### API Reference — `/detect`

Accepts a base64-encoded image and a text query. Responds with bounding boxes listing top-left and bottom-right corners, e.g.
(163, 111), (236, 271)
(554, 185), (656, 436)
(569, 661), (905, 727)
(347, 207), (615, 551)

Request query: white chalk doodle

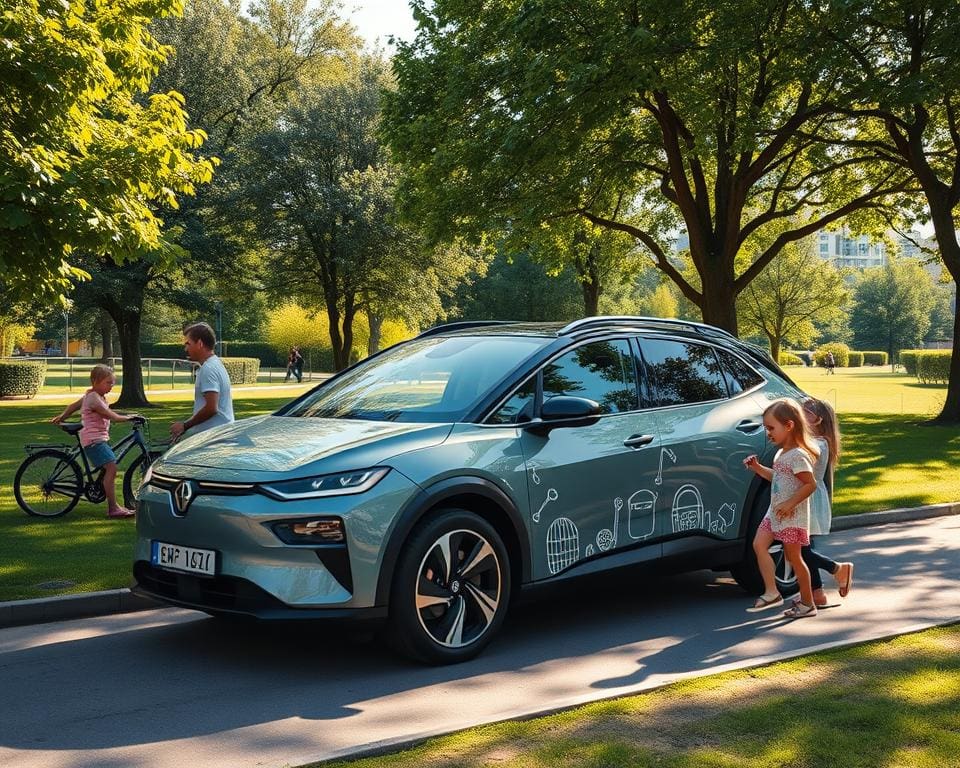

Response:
(533, 487), (558, 523)
(546, 517), (580, 574)
(596, 496), (623, 551)
(584, 544), (596, 557)
(528, 462), (541, 486)
(656, 447), (677, 486)
(628, 488), (658, 539)
(705, 502), (738, 534)
(672, 484), (704, 532)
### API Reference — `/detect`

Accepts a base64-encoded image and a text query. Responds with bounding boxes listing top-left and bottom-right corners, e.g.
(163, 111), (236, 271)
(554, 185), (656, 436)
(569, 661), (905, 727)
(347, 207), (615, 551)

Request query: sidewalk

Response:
(2, 501), (958, 629)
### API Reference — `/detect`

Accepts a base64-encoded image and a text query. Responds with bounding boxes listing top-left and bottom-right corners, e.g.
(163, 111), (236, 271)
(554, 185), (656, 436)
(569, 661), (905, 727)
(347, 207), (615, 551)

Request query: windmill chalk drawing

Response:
(596, 496), (623, 551)
(656, 447), (677, 485)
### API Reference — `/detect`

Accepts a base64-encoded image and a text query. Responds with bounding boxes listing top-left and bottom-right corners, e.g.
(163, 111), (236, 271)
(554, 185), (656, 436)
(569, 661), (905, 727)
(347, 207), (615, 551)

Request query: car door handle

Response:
(736, 420), (763, 433)
(623, 434), (655, 448)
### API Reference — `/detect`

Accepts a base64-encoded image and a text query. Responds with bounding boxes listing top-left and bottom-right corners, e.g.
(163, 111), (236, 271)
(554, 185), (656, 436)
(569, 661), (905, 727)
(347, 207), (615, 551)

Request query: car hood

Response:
(156, 415), (454, 478)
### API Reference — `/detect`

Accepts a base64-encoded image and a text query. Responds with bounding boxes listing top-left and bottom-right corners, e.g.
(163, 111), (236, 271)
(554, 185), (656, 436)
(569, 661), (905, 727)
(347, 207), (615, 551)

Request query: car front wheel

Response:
(387, 510), (511, 664)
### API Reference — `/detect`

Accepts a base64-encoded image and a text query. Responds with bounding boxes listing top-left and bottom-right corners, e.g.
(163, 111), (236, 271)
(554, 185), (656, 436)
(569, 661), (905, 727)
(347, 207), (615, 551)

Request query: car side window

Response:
(717, 349), (764, 395)
(488, 376), (537, 424)
(639, 338), (727, 406)
(541, 340), (639, 414)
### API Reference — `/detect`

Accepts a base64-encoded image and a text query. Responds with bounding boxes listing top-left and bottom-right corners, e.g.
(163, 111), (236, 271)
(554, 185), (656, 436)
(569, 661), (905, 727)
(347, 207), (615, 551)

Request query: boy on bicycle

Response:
(52, 364), (138, 518)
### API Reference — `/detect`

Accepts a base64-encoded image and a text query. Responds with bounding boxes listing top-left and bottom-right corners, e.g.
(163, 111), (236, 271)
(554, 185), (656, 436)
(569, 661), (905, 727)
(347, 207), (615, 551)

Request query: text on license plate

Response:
(151, 541), (216, 576)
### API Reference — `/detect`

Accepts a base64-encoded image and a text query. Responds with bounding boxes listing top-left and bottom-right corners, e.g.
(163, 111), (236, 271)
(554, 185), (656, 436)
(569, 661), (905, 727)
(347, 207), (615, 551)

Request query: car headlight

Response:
(259, 467), (390, 500)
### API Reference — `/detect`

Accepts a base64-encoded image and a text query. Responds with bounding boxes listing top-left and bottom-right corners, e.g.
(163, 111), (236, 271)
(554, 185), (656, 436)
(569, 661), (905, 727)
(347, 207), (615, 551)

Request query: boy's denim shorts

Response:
(83, 441), (116, 469)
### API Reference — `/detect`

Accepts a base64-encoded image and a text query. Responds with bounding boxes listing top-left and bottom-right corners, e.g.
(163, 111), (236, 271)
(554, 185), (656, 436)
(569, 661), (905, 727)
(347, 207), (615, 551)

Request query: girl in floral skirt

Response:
(743, 398), (820, 618)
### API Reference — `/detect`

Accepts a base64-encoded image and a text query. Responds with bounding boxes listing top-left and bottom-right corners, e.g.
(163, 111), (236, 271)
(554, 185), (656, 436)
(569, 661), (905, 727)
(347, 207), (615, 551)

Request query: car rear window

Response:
(638, 338), (727, 406)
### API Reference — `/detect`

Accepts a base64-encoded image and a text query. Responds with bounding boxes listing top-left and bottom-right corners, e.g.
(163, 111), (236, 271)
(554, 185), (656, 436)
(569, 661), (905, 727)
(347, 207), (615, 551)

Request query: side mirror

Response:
(524, 396), (602, 435)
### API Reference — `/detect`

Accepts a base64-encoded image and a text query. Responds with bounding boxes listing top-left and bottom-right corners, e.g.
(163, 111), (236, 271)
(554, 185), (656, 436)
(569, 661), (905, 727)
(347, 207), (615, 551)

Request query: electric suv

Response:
(133, 317), (802, 663)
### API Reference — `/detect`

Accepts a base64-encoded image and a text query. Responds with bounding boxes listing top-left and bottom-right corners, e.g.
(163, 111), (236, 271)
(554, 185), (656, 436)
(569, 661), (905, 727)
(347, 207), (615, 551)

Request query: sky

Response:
(346, 0), (418, 50)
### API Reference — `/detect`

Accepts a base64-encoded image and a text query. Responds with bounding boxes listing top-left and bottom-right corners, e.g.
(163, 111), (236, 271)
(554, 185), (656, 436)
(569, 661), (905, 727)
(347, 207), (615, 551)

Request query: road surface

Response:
(1, 515), (958, 768)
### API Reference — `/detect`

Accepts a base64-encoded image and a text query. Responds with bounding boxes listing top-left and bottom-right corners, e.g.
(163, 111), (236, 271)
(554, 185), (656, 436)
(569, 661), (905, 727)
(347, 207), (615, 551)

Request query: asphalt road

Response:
(2, 515), (959, 768)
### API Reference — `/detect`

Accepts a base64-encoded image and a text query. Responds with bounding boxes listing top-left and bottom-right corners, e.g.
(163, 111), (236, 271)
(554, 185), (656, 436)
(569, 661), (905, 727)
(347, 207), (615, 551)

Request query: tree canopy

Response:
(384, 0), (910, 333)
(0, 0), (215, 302)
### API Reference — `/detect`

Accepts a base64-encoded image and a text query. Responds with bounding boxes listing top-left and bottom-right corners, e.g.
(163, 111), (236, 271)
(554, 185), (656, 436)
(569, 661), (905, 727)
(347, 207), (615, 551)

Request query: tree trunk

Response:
(99, 309), (114, 363)
(767, 333), (781, 363)
(367, 310), (383, 356)
(929, 202), (960, 422)
(112, 308), (150, 409)
(700, 279), (739, 335)
(574, 240), (602, 316)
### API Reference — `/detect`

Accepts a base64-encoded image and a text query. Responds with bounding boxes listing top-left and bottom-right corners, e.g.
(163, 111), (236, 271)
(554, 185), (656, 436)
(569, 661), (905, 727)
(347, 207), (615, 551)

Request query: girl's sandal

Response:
(792, 593), (828, 608)
(747, 593), (783, 612)
(784, 602), (818, 619)
(836, 562), (855, 598)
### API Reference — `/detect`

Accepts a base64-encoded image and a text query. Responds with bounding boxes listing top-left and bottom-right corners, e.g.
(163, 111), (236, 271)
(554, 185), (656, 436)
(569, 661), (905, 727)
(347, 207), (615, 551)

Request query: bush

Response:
(916, 351), (951, 384)
(0, 359), (46, 397)
(898, 349), (924, 375)
(220, 342), (284, 367)
(813, 342), (850, 368)
(220, 357), (260, 385)
(778, 352), (804, 366)
(861, 351), (888, 366)
(847, 351), (864, 367)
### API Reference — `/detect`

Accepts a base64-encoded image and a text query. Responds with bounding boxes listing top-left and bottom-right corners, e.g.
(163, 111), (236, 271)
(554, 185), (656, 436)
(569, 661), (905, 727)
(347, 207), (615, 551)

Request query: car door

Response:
(505, 339), (663, 580)
(636, 337), (766, 551)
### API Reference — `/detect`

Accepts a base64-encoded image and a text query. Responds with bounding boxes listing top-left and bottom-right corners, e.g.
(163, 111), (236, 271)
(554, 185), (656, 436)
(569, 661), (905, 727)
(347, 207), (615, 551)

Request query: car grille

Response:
(134, 561), (287, 613)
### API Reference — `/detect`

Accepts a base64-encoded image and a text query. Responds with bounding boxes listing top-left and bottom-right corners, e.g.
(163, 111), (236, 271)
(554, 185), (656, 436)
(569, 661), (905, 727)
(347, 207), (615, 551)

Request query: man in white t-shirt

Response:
(170, 321), (235, 440)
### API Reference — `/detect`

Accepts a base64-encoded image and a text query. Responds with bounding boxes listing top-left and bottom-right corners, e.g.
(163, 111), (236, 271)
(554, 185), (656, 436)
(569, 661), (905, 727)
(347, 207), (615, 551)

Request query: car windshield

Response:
(283, 335), (548, 422)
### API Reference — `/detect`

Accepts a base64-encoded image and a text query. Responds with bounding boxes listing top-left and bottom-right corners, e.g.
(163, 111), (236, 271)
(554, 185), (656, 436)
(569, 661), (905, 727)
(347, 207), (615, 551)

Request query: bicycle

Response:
(14, 416), (164, 518)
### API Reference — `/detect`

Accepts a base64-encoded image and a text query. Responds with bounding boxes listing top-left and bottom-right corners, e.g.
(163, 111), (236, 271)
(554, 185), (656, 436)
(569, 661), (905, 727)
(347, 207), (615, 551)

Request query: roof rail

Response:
(415, 320), (518, 339)
(559, 316), (737, 339)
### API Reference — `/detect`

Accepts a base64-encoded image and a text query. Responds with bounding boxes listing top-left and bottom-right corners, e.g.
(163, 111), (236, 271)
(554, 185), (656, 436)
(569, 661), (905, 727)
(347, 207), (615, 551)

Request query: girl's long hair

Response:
(764, 398), (820, 460)
(803, 397), (841, 466)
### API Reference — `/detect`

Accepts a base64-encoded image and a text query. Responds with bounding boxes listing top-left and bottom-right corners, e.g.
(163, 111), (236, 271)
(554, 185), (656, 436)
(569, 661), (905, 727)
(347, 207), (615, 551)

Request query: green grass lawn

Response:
(0, 367), (957, 601)
(0, 392), (295, 601)
(314, 624), (960, 768)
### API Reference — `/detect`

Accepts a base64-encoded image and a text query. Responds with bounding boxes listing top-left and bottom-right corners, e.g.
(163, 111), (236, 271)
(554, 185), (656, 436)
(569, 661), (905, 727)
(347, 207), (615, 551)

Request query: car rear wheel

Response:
(729, 484), (799, 597)
(387, 510), (511, 664)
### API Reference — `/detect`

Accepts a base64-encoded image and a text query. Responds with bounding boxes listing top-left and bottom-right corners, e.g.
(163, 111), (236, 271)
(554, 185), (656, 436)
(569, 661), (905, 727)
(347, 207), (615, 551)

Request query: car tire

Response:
(386, 509), (511, 664)
(728, 483), (798, 597)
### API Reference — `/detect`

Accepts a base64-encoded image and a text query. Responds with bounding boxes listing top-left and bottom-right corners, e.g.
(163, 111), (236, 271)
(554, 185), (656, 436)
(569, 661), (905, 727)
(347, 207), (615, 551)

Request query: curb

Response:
(2, 501), (958, 630)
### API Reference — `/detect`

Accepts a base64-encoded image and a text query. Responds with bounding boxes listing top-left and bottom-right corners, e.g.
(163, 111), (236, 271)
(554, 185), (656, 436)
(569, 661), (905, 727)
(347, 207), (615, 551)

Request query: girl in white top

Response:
(798, 398), (853, 606)
(743, 398), (820, 618)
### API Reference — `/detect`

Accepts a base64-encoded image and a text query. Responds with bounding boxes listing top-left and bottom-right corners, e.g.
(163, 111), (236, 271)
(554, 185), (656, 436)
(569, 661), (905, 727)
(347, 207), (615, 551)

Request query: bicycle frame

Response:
(26, 424), (152, 485)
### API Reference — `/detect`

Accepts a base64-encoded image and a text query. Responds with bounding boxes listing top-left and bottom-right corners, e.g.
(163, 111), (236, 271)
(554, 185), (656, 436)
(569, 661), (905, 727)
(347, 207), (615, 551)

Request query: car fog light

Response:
(271, 518), (345, 544)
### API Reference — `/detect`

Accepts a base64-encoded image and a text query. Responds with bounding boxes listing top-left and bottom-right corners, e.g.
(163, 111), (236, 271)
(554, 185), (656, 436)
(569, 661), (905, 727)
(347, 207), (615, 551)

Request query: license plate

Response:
(151, 541), (216, 576)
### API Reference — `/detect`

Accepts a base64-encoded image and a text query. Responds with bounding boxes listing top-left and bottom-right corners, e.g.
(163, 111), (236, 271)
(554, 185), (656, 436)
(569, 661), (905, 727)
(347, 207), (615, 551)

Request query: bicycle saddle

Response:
(58, 422), (83, 435)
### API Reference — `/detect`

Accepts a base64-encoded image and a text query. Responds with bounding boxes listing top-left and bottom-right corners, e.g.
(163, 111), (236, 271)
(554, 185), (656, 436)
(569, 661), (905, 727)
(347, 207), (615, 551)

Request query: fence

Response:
(1, 355), (318, 392)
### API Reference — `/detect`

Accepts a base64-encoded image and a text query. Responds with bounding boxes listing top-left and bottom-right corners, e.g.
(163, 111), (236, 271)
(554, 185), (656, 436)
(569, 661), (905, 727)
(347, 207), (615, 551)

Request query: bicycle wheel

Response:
(14, 450), (84, 518)
(123, 453), (153, 510)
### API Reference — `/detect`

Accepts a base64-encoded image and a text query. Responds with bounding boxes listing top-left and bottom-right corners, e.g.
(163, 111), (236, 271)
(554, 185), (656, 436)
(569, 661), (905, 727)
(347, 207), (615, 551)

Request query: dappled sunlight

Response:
(884, 669), (960, 705)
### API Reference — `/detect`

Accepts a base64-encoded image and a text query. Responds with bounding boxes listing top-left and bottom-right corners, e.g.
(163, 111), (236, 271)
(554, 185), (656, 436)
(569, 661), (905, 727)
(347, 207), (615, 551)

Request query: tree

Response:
(384, 0), (910, 334)
(833, 0), (960, 420)
(738, 238), (848, 360)
(240, 60), (481, 369)
(0, 0), (214, 303)
(453, 249), (583, 322)
(849, 256), (936, 362)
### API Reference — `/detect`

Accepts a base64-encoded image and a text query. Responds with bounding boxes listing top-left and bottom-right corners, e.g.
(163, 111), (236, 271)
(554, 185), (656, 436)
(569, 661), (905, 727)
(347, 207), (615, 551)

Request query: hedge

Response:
(916, 351), (951, 384)
(220, 357), (260, 385)
(140, 341), (341, 371)
(813, 342), (850, 368)
(0, 360), (46, 397)
(861, 351), (888, 366)
(898, 350), (924, 375)
(778, 352), (804, 366)
(847, 351), (864, 367)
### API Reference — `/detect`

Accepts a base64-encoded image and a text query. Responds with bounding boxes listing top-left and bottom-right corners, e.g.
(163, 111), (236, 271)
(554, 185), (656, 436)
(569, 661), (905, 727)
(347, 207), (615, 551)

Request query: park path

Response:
(1, 515), (958, 768)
